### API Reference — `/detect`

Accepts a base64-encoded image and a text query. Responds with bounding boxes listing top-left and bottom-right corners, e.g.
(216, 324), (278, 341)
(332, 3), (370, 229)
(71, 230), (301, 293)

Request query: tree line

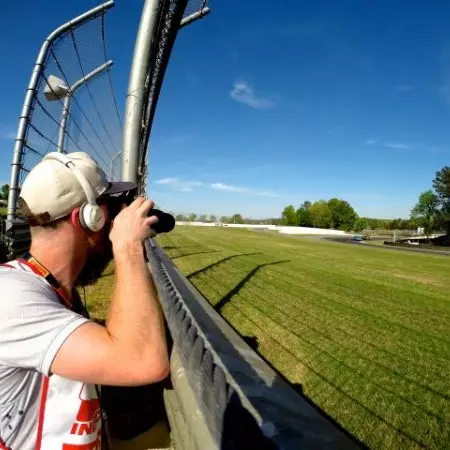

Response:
(409, 166), (450, 238)
(281, 199), (361, 231)
(174, 213), (282, 225)
(280, 199), (434, 233)
(279, 166), (450, 235)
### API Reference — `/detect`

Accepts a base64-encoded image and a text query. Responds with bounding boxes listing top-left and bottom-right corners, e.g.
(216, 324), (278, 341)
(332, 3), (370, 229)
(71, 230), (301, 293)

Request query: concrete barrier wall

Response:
(176, 222), (350, 236)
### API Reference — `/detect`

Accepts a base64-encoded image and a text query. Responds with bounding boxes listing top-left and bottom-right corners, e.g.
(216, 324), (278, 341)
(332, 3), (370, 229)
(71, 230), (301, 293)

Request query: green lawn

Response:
(155, 226), (450, 450)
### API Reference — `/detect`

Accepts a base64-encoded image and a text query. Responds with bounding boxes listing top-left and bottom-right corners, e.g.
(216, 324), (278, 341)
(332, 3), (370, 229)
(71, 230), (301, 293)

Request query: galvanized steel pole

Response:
(121, 0), (160, 183)
(109, 150), (122, 180)
(179, 6), (210, 28)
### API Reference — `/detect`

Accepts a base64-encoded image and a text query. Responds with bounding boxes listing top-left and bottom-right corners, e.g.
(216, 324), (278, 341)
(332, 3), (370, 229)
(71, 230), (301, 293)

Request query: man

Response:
(0, 152), (169, 449)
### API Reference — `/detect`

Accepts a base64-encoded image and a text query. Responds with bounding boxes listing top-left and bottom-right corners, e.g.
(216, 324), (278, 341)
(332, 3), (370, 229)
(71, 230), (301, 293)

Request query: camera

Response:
(104, 188), (175, 234)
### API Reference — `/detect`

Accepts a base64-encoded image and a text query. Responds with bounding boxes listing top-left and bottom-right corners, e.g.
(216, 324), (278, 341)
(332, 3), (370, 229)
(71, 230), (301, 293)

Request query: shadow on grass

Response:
(221, 306), (425, 448)
(171, 249), (219, 260)
(189, 260), (373, 447)
(187, 253), (262, 280)
(160, 245), (179, 251)
(215, 260), (290, 313)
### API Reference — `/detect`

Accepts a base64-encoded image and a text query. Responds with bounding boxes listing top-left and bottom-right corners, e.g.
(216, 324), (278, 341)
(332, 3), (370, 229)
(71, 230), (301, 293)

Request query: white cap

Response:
(19, 152), (136, 224)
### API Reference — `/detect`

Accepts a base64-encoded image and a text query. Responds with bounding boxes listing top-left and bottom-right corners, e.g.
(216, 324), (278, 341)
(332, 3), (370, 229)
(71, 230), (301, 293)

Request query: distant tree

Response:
(220, 216), (230, 223)
(327, 198), (358, 231)
(209, 214), (217, 223)
(230, 213), (244, 224)
(0, 185), (9, 201)
(199, 214), (208, 223)
(175, 214), (187, 222)
(399, 219), (412, 230)
(354, 218), (369, 232)
(367, 218), (390, 230)
(296, 201), (312, 227)
(281, 205), (297, 225)
(411, 190), (440, 240)
(389, 218), (402, 230)
(433, 166), (450, 235)
(308, 201), (333, 229)
(187, 213), (197, 222)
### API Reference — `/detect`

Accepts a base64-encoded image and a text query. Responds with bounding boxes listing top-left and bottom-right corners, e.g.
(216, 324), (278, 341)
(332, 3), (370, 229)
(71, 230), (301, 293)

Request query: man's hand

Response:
(109, 197), (158, 252)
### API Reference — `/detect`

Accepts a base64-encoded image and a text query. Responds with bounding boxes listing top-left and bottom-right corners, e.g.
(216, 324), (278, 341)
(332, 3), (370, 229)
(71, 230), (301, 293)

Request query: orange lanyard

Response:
(17, 254), (72, 309)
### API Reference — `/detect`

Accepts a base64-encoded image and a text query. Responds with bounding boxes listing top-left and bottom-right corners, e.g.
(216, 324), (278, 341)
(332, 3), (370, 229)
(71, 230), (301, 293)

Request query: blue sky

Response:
(2, 1), (450, 219)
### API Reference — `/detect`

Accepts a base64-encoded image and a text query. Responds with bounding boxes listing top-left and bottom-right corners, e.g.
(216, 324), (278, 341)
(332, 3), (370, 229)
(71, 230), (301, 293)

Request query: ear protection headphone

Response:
(44, 153), (106, 232)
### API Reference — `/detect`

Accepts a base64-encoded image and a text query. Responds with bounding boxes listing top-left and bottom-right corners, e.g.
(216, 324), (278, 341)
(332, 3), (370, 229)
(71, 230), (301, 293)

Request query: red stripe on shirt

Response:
(35, 376), (50, 450)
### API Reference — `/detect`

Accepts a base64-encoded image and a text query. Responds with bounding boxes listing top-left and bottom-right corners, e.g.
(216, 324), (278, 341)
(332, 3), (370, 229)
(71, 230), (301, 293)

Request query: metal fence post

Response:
(121, 0), (160, 184)
(52, 60), (113, 152)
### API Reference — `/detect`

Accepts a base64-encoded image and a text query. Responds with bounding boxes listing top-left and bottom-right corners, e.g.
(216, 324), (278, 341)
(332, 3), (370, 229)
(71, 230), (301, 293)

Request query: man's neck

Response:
(29, 239), (86, 297)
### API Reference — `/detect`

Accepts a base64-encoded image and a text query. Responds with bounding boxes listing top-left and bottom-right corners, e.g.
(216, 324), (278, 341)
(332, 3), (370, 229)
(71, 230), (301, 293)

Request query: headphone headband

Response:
(43, 152), (106, 232)
(44, 153), (99, 206)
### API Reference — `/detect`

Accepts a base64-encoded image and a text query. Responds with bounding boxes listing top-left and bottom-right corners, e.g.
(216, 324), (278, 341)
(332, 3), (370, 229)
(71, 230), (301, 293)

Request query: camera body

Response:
(105, 189), (175, 234)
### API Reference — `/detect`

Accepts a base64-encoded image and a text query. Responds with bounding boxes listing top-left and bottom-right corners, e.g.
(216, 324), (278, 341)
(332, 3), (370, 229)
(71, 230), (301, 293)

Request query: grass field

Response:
(155, 226), (450, 450)
(86, 226), (450, 449)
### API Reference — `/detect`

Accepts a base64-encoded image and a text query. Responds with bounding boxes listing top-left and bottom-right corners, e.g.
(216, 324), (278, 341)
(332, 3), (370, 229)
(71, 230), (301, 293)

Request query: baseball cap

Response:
(19, 152), (136, 224)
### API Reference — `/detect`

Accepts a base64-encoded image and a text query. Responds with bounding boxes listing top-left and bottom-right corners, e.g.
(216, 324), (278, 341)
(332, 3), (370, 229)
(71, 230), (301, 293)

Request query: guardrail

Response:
(146, 240), (360, 449)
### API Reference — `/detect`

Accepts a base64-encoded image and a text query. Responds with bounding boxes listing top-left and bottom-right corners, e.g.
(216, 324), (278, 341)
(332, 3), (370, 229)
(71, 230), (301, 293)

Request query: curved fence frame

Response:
(121, 0), (209, 192)
(6, 1), (115, 225)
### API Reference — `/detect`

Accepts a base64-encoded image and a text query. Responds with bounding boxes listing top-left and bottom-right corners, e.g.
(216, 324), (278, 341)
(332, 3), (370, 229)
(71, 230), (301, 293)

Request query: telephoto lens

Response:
(105, 194), (175, 234)
(148, 209), (175, 234)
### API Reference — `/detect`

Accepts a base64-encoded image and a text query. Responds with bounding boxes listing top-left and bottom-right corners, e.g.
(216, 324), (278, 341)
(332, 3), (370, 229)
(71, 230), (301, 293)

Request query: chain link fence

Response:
(8, 0), (209, 218)
(6, 1), (121, 225)
(23, 4), (121, 182)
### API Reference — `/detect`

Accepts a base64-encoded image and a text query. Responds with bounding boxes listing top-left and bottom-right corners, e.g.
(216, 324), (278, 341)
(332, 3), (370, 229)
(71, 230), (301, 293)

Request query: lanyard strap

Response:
(17, 253), (72, 309)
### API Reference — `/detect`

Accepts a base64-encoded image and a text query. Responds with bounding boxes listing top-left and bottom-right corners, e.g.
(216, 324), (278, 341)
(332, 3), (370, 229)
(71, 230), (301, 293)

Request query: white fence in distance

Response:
(176, 222), (350, 236)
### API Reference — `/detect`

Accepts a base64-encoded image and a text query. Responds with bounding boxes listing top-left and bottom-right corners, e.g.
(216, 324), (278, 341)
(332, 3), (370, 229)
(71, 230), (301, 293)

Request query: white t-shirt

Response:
(0, 260), (102, 450)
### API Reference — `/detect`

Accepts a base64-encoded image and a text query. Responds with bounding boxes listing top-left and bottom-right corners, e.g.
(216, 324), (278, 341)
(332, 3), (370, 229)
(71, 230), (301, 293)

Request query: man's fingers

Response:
(144, 216), (159, 227)
(137, 199), (154, 216)
(129, 197), (146, 209)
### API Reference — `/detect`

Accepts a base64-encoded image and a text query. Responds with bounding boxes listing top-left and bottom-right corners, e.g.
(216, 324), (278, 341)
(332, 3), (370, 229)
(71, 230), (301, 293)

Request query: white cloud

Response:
(211, 182), (276, 197)
(155, 177), (277, 197)
(365, 139), (376, 145)
(155, 178), (203, 192)
(211, 183), (243, 192)
(394, 85), (415, 91)
(230, 81), (274, 109)
(384, 142), (410, 150)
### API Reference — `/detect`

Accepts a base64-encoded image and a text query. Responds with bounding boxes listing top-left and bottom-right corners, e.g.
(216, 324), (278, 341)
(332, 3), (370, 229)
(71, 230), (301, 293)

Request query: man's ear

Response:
(70, 208), (83, 231)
